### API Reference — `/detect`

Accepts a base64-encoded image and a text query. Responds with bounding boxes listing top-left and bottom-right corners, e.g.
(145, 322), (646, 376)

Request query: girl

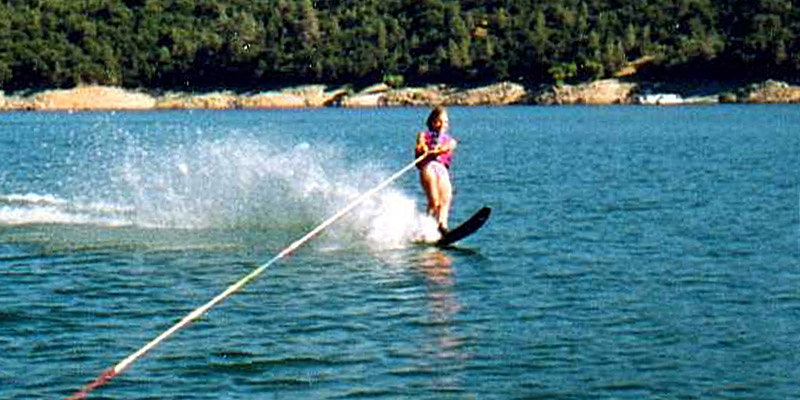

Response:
(415, 106), (457, 235)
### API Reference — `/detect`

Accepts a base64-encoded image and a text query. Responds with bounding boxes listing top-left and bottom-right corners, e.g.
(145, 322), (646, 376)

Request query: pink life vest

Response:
(417, 130), (454, 168)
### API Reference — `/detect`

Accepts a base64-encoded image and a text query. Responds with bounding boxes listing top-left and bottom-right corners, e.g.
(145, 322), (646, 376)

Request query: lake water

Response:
(1, 106), (799, 399)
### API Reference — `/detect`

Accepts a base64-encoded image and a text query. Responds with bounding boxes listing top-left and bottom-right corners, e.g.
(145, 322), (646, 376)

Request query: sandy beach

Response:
(1, 80), (798, 111)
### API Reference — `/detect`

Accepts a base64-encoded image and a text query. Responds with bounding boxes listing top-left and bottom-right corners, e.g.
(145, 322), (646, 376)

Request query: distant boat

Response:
(636, 93), (684, 105)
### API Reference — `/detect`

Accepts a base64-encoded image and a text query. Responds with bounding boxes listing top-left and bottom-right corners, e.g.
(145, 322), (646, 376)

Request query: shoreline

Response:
(1, 79), (799, 111)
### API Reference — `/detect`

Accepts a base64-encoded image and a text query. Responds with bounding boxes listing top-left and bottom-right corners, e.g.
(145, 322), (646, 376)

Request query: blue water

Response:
(1, 106), (799, 399)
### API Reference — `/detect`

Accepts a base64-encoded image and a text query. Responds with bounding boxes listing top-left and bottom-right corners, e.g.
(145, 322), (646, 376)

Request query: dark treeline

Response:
(1, 0), (798, 92)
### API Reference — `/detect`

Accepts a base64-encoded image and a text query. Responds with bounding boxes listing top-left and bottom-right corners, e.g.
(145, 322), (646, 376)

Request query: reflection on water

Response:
(418, 248), (459, 316)
(416, 249), (469, 392)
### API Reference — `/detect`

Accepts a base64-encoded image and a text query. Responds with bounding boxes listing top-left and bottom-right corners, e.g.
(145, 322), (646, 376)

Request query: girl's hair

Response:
(426, 105), (447, 132)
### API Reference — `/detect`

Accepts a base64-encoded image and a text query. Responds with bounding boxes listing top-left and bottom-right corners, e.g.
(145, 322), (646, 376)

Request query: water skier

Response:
(415, 106), (457, 235)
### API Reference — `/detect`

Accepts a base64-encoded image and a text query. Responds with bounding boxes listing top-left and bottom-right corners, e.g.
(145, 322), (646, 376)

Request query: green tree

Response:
(2, 0), (800, 91)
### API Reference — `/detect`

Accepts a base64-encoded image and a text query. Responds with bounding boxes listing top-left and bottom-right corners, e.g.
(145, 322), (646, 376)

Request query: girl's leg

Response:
(437, 170), (453, 230)
(420, 167), (440, 219)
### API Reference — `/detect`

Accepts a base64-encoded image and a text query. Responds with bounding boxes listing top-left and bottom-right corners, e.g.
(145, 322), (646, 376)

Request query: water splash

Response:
(1, 132), (435, 249)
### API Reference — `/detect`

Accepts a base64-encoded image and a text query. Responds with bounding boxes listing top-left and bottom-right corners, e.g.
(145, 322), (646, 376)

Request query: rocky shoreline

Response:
(1, 79), (798, 111)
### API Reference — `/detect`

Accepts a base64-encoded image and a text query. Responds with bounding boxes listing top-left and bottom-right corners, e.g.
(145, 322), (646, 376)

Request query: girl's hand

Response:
(430, 144), (447, 155)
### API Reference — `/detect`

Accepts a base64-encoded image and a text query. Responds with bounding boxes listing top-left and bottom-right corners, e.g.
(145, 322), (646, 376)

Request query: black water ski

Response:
(436, 207), (491, 247)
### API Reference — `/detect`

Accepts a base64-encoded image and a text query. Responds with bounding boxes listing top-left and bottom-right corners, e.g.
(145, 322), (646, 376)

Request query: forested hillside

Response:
(1, 0), (797, 92)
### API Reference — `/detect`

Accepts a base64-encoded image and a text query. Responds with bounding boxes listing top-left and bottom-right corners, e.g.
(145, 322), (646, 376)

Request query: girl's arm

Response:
(415, 131), (429, 156)
(416, 132), (456, 156)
